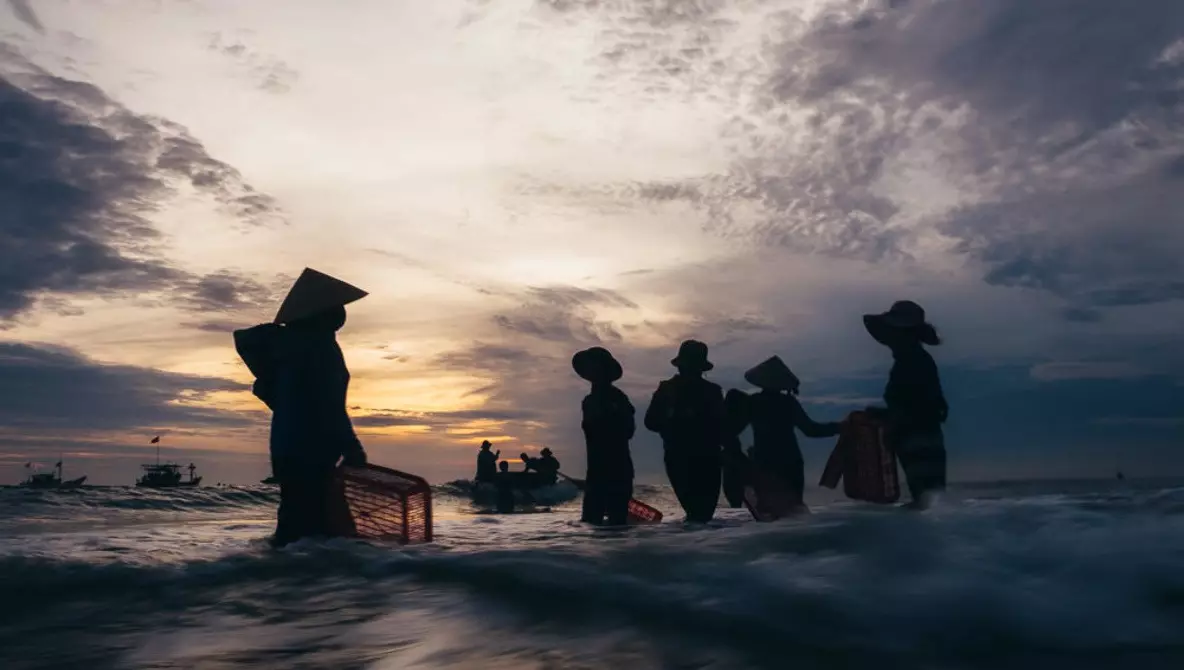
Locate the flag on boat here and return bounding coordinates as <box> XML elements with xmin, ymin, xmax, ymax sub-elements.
<box><xmin>55</xmin><ymin>461</ymin><xmax>62</xmax><ymax>468</ymax></box>
<box><xmin>150</xmin><ymin>436</ymin><xmax>160</xmax><ymax>444</ymax></box>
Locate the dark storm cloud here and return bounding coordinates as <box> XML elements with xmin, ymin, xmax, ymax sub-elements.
<box><xmin>0</xmin><ymin>48</ymin><xmax>281</xmax><ymax>321</ymax></box>
<box><xmin>178</xmin><ymin>270</ymin><xmax>279</xmax><ymax>313</ymax></box>
<box><xmin>543</xmin><ymin>0</ymin><xmax>1184</xmax><ymax>312</ymax></box>
<box><xmin>0</xmin><ymin>342</ymin><xmax>253</xmax><ymax>431</ymax></box>
<box><xmin>758</xmin><ymin>0</ymin><xmax>1184</xmax><ymax>309</ymax></box>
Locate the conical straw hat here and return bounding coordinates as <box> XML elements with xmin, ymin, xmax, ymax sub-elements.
<box><xmin>743</xmin><ymin>355</ymin><xmax>800</xmax><ymax>391</ymax></box>
<box><xmin>274</xmin><ymin>268</ymin><xmax>368</xmax><ymax>324</ymax></box>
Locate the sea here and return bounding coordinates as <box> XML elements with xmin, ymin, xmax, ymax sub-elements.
<box><xmin>2</xmin><ymin>478</ymin><xmax>1183</xmax><ymax>670</ymax></box>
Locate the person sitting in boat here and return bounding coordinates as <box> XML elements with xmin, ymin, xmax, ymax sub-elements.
<box><xmin>233</xmin><ymin>268</ymin><xmax>369</xmax><ymax>548</ymax></box>
<box><xmin>495</xmin><ymin>460</ymin><xmax>516</xmax><ymax>513</ymax></box>
<box><xmin>644</xmin><ymin>340</ymin><xmax>726</xmax><ymax>523</ymax></box>
<box><xmin>475</xmin><ymin>440</ymin><xmax>500</xmax><ymax>483</ymax></box>
<box><xmin>572</xmin><ymin>346</ymin><xmax>635</xmax><ymax>525</ymax></box>
<box><xmin>862</xmin><ymin>300</ymin><xmax>949</xmax><ymax>509</ymax></box>
<box><xmin>519</xmin><ymin>449</ymin><xmax>560</xmax><ymax>486</ymax></box>
<box><xmin>739</xmin><ymin>355</ymin><xmax>842</xmax><ymax>510</ymax></box>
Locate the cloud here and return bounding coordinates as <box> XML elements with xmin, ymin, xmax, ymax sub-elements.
<box><xmin>0</xmin><ymin>48</ymin><xmax>281</xmax><ymax>322</ymax></box>
<box><xmin>0</xmin><ymin>342</ymin><xmax>253</xmax><ymax>431</ymax></box>
<box><xmin>207</xmin><ymin>32</ymin><xmax>299</xmax><ymax>94</ymax></box>
<box><xmin>350</xmin><ymin>406</ymin><xmax>544</xmax><ymax>430</ymax></box>
<box><xmin>491</xmin><ymin>284</ymin><xmax>639</xmax><ymax>345</ymax></box>
<box><xmin>5</xmin><ymin>0</ymin><xmax>43</xmax><ymax>33</ymax></box>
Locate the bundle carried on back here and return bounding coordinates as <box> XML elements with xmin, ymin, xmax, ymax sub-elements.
<box><xmin>819</xmin><ymin>411</ymin><xmax>900</xmax><ymax>504</ymax></box>
<box><xmin>330</xmin><ymin>464</ymin><xmax>433</xmax><ymax>543</ymax></box>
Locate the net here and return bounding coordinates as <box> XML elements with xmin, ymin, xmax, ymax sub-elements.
<box><xmin>331</xmin><ymin>464</ymin><xmax>433</xmax><ymax>543</ymax></box>
<box><xmin>627</xmin><ymin>498</ymin><xmax>663</xmax><ymax>524</ymax></box>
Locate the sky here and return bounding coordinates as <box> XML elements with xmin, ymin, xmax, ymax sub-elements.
<box><xmin>1</xmin><ymin>0</ymin><xmax>1182</xmax><ymax>486</ymax></box>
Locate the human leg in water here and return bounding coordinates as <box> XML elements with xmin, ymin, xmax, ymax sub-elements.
<box><xmin>581</xmin><ymin>479</ymin><xmax>607</xmax><ymax>524</ymax></box>
<box><xmin>272</xmin><ymin>469</ymin><xmax>333</xmax><ymax>547</ymax></box>
<box><xmin>664</xmin><ymin>452</ymin><xmax>701</xmax><ymax>521</ymax></box>
<box><xmin>603</xmin><ymin>477</ymin><xmax>633</xmax><ymax>526</ymax></box>
<box><xmin>896</xmin><ymin>431</ymin><xmax>947</xmax><ymax>509</ymax></box>
<box><xmin>666</xmin><ymin>450</ymin><xmax>720</xmax><ymax>523</ymax></box>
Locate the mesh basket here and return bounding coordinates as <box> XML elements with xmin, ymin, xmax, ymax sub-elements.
<box><xmin>332</xmin><ymin>464</ymin><xmax>433</xmax><ymax>544</ymax></box>
<box><xmin>627</xmin><ymin>498</ymin><xmax>663</xmax><ymax>524</ymax></box>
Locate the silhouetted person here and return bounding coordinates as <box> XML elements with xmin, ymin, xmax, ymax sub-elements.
<box><xmin>644</xmin><ymin>340</ymin><xmax>725</xmax><ymax>523</ymax></box>
<box><xmin>721</xmin><ymin>388</ymin><xmax>752</xmax><ymax>508</ymax></box>
<box><xmin>573</xmin><ymin>346</ymin><xmax>635</xmax><ymax>525</ymax></box>
<box><xmin>475</xmin><ymin>440</ymin><xmax>500</xmax><ymax>483</ymax></box>
<box><xmin>233</xmin><ymin>268</ymin><xmax>368</xmax><ymax>548</ymax></box>
<box><xmin>863</xmin><ymin>300</ymin><xmax>949</xmax><ymax>509</ymax></box>
<box><xmin>495</xmin><ymin>460</ymin><xmax>515</xmax><ymax>513</ymax></box>
<box><xmin>520</xmin><ymin>449</ymin><xmax>560</xmax><ymax>486</ymax></box>
<box><xmin>741</xmin><ymin>356</ymin><xmax>840</xmax><ymax>508</ymax></box>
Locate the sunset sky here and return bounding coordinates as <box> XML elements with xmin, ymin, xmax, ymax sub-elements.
<box><xmin>2</xmin><ymin>0</ymin><xmax>1182</xmax><ymax>485</ymax></box>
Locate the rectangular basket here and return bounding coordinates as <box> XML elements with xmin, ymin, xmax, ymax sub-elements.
<box><xmin>333</xmin><ymin>463</ymin><xmax>433</xmax><ymax>544</ymax></box>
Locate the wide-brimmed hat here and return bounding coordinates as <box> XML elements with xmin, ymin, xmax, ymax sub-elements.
<box><xmin>863</xmin><ymin>300</ymin><xmax>936</xmax><ymax>345</ymax></box>
<box><xmin>480</xmin><ymin>440</ymin><xmax>492</xmax><ymax>450</ymax></box>
<box><xmin>671</xmin><ymin>339</ymin><xmax>713</xmax><ymax>372</ymax></box>
<box><xmin>274</xmin><ymin>268</ymin><xmax>368</xmax><ymax>325</ymax></box>
<box><xmin>744</xmin><ymin>355</ymin><xmax>800</xmax><ymax>392</ymax></box>
<box><xmin>571</xmin><ymin>347</ymin><xmax>623</xmax><ymax>383</ymax></box>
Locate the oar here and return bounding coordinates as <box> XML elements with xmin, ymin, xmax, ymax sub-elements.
<box><xmin>558</xmin><ymin>472</ymin><xmax>663</xmax><ymax>524</ymax></box>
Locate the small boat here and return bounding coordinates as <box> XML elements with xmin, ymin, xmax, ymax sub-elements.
<box><xmin>456</xmin><ymin>475</ymin><xmax>580</xmax><ymax>506</ymax></box>
<box><xmin>260</xmin><ymin>476</ymin><xmax>279</xmax><ymax>485</ymax></box>
<box><xmin>20</xmin><ymin>459</ymin><xmax>87</xmax><ymax>489</ymax></box>
<box><xmin>137</xmin><ymin>462</ymin><xmax>202</xmax><ymax>488</ymax></box>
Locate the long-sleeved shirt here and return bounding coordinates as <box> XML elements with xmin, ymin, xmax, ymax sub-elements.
<box><xmin>883</xmin><ymin>344</ymin><xmax>948</xmax><ymax>434</ymax></box>
<box><xmin>644</xmin><ymin>375</ymin><xmax>725</xmax><ymax>454</ymax></box>
<box><xmin>746</xmin><ymin>390</ymin><xmax>840</xmax><ymax>466</ymax></box>
<box><xmin>234</xmin><ymin>323</ymin><xmax>364</xmax><ymax>476</ymax></box>
<box><xmin>581</xmin><ymin>383</ymin><xmax>636</xmax><ymax>480</ymax></box>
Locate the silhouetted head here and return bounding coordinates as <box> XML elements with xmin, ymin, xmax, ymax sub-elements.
<box><xmin>480</xmin><ymin>440</ymin><xmax>492</xmax><ymax>451</ymax></box>
<box><xmin>540</xmin><ymin>447</ymin><xmax>553</xmax><ymax>457</ymax></box>
<box><xmin>498</xmin><ymin>461</ymin><xmax>509</xmax><ymax>472</ymax></box>
<box><xmin>286</xmin><ymin>304</ymin><xmax>347</xmax><ymax>333</ymax></box>
<box><xmin>519</xmin><ymin>452</ymin><xmax>529</xmax><ymax>461</ymax></box>
<box><xmin>863</xmin><ymin>300</ymin><xmax>941</xmax><ymax>349</ymax></box>
<box><xmin>671</xmin><ymin>340</ymin><xmax>713</xmax><ymax>376</ymax></box>
<box><xmin>744</xmin><ymin>355</ymin><xmax>800</xmax><ymax>394</ymax></box>
<box><xmin>572</xmin><ymin>346</ymin><xmax>623</xmax><ymax>384</ymax></box>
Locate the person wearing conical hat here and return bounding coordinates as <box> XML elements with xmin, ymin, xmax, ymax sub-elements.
<box><xmin>572</xmin><ymin>346</ymin><xmax>635</xmax><ymax>525</ymax></box>
<box><xmin>643</xmin><ymin>340</ymin><xmax>726</xmax><ymax>523</ymax></box>
<box><xmin>475</xmin><ymin>440</ymin><xmax>501</xmax><ymax>483</ymax></box>
<box><xmin>739</xmin><ymin>355</ymin><xmax>841</xmax><ymax>510</ymax></box>
<box><xmin>862</xmin><ymin>300</ymin><xmax>948</xmax><ymax>509</ymax></box>
<box><xmin>232</xmin><ymin>267</ymin><xmax>369</xmax><ymax>547</ymax></box>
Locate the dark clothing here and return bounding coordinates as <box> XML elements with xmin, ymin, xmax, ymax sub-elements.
<box><xmin>747</xmin><ymin>390</ymin><xmax>840</xmax><ymax>502</ymax></box>
<box><xmin>881</xmin><ymin>344</ymin><xmax>949</xmax><ymax>503</ymax></box>
<box><xmin>273</xmin><ymin>470</ymin><xmax>334</xmax><ymax>547</ymax></box>
<box><xmin>665</xmin><ymin>450</ymin><xmax>721</xmax><ymax>522</ymax></box>
<box><xmin>476</xmin><ymin>451</ymin><xmax>498</xmax><ymax>482</ymax></box>
<box><xmin>234</xmin><ymin>320</ymin><xmax>364</xmax><ymax>545</ymax></box>
<box><xmin>884</xmin><ymin>345</ymin><xmax>948</xmax><ymax>433</ymax></box>
<box><xmin>495</xmin><ymin>473</ymin><xmax>516</xmax><ymax>513</ymax></box>
<box><xmin>580</xmin><ymin>383</ymin><xmax>636</xmax><ymax>525</ymax></box>
<box><xmin>523</xmin><ymin>456</ymin><xmax>560</xmax><ymax>485</ymax></box>
<box><xmin>233</xmin><ymin>323</ymin><xmax>365</xmax><ymax>478</ymax></box>
<box><xmin>645</xmin><ymin>375</ymin><xmax>725</xmax><ymax>523</ymax></box>
<box><xmin>582</xmin><ymin>478</ymin><xmax>632</xmax><ymax>526</ymax></box>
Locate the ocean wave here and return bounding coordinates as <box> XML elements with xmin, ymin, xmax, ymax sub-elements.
<box><xmin>2</xmin><ymin>495</ymin><xmax>1184</xmax><ymax>669</ymax></box>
